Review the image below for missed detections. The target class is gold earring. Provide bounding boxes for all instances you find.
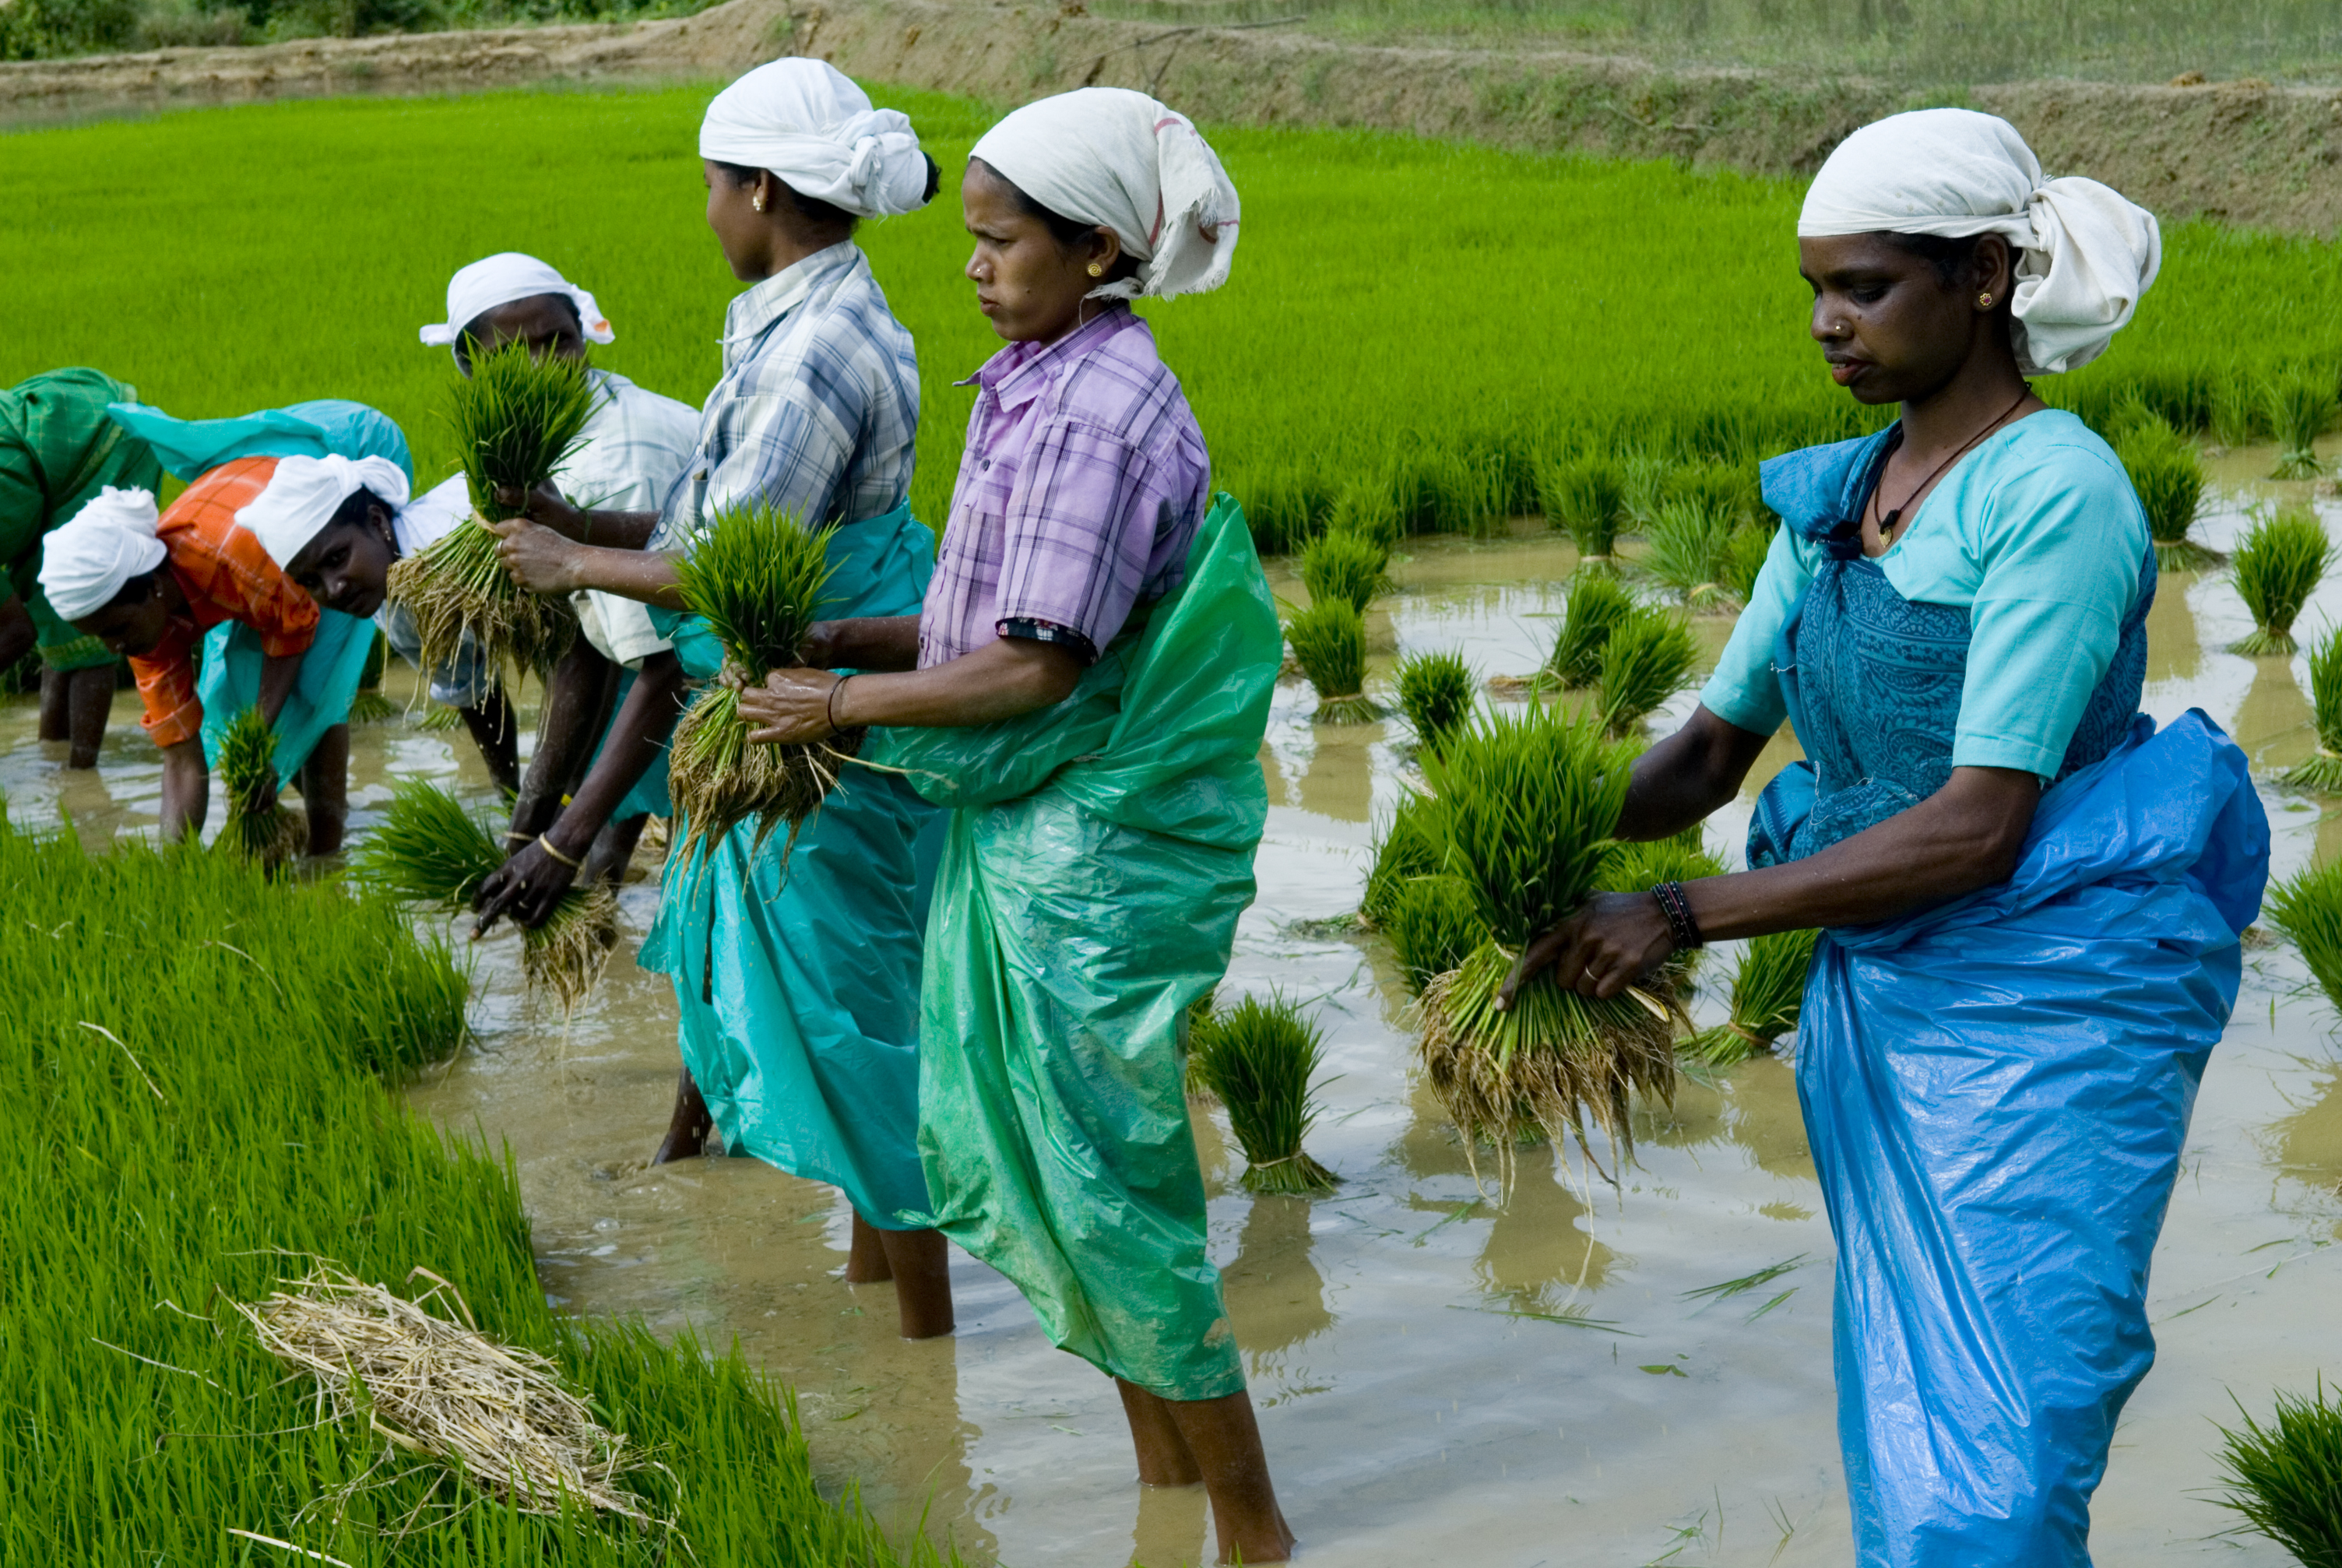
[754,194,766,213]
[1978,293,1992,308]
[1086,261,1104,278]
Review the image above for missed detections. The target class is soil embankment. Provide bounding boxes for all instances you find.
[7,0,2341,233]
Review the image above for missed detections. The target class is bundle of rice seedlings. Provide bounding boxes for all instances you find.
[2210,1377,2342,1567]
[1644,497,1742,610]
[385,341,597,680]
[1718,521,1774,604]
[2267,855,2342,1015]
[1683,927,1822,1067]
[1598,607,1700,739]
[2285,628,2342,793]
[1326,480,1401,551]
[1621,446,1673,527]
[667,502,850,858]
[234,1264,658,1525]
[213,707,305,873]
[1540,452,1628,572]
[1285,597,1380,722]
[350,778,617,1011]
[1299,527,1394,613]
[1360,789,1440,927]
[2230,505,2336,656]
[347,628,397,723]
[1184,992,1220,1104]
[1546,573,1635,689]
[1415,705,1676,1173]
[1386,874,1486,995]
[2116,417,2217,571]
[2266,368,2338,480]
[1434,448,1514,537]
[1190,993,1339,1195]
[418,701,466,730]
[1667,463,1756,528]
[1395,649,1476,755]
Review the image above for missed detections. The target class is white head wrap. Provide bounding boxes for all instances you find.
[419,253,614,350]
[970,88,1240,302]
[1799,108,2160,375]
[38,487,168,621]
[234,455,412,569]
[698,59,930,220]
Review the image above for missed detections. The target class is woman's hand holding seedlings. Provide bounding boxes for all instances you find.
[1500,891,1677,1007]
[472,832,582,936]
[485,514,589,596]
[737,668,842,745]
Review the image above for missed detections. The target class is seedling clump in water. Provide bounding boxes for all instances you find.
[1190,992,1340,1195]
[2229,505,2334,656]
[214,707,305,873]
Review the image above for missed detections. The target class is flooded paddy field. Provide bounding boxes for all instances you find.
[5,462,2338,1566]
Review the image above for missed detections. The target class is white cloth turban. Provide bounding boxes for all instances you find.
[699,59,930,220]
[38,487,168,621]
[1799,108,2161,375]
[971,88,1240,302]
[419,253,615,350]
[235,455,412,569]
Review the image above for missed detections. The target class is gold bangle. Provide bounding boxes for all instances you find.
[536,833,585,870]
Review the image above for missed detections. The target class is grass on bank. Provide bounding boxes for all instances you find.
[0,810,951,1566]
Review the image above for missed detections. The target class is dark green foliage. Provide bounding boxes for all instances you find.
[1386,874,1486,994]
[2231,505,2335,656]
[2213,1379,2342,1568]
[2270,856,2342,1018]
[1718,522,1774,604]
[1191,994,1339,1195]
[1395,649,1476,754]
[2266,368,2338,481]
[1247,470,1337,555]
[2287,628,2342,793]
[1326,480,1403,551]
[1547,572,1636,689]
[350,777,504,907]
[1360,791,1440,927]
[1300,527,1394,613]
[1598,607,1700,738]
[1684,927,1822,1067]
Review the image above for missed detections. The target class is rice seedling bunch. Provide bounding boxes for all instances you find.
[1540,452,1628,571]
[419,700,466,730]
[1190,993,1339,1195]
[1598,607,1701,738]
[348,628,398,723]
[1285,596,1379,722]
[350,779,617,1012]
[1184,992,1220,1103]
[2288,627,2342,793]
[2266,367,2338,480]
[449,339,600,525]
[1299,526,1394,613]
[1719,520,1774,604]
[385,512,577,684]
[1431,448,1514,537]
[1667,462,1756,527]
[1414,705,1676,1166]
[2211,1377,2342,1568]
[1326,480,1402,550]
[1644,497,1743,610]
[2230,505,2336,656]
[1546,572,1636,689]
[668,503,850,857]
[1684,926,1823,1067]
[1386,874,1486,994]
[2116,417,2217,571]
[1395,649,1476,755]
[213,706,306,872]
[1621,446,1674,527]
[2269,855,2342,1017]
[1360,790,1440,926]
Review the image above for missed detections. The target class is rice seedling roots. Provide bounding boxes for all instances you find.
[1314,692,1386,724]
[2230,627,2302,657]
[385,522,577,686]
[668,681,862,858]
[2281,752,2342,794]
[520,881,621,1015]
[2154,540,2224,574]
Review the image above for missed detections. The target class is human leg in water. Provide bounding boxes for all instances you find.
[846,1212,955,1339]
[652,1067,712,1163]
[1115,1380,1295,1564]
[39,665,114,769]
[583,812,649,891]
[298,723,350,856]
[459,686,520,796]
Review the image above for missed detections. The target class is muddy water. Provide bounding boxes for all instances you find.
[4,455,2339,1566]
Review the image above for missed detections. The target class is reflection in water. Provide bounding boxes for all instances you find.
[1720,1053,1819,1185]
[1130,1482,1209,1568]
[2233,653,2314,773]
[1293,715,1381,824]
[1468,1141,1616,1309]
[1222,1194,1335,1366]
[2144,564,2204,687]
[2272,1063,2342,1239]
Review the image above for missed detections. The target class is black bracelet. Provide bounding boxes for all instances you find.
[1650,881,1704,951]
[826,673,851,733]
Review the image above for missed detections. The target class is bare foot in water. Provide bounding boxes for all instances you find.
[651,1067,711,1163]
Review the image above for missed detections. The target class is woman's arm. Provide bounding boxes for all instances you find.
[494,481,663,550]
[255,651,303,729]
[485,516,684,610]
[508,637,616,844]
[156,738,208,841]
[803,616,921,673]
[1615,706,1778,840]
[736,638,1083,740]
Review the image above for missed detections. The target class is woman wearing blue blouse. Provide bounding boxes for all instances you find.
[1510,111,2270,1566]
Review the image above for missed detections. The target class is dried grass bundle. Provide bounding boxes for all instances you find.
[1684,926,1821,1067]
[1285,596,1380,722]
[1190,993,1339,1195]
[234,1265,659,1528]
[666,503,851,859]
[2231,505,2335,656]
[1394,649,1475,755]
[215,707,305,873]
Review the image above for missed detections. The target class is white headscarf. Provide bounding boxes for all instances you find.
[38,487,168,621]
[419,253,615,350]
[234,455,412,569]
[970,88,1240,302]
[698,59,930,220]
[1799,108,2160,375]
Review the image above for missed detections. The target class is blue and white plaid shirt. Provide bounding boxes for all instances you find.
[652,243,920,548]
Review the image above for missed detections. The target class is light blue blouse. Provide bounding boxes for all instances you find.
[1700,410,2150,781]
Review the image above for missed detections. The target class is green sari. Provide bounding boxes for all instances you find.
[0,370,162,672]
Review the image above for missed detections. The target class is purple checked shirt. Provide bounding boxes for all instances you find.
[918,305,1211,669]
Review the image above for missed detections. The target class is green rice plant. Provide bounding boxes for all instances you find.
[2287,627,2342,793]
[2230,505,2336,656]
[2266,368,2338,480]
[2211,1378,2342,1568]
[1299,526,1394,613]
[1602,828,1728,891]
[1385,873,1486,995]
[1325,479,1402,551]
[419,700,466,730]
[1184,991,1219,1104]
[1667,462,1757,528]
[1246,469,1335,554]
[2116,417,2217,571]
[2269,855,2342,1018]
[350,778,617,1012]
[1643,496,1743,610]
[1620,447,1675,528]
[1718,521,1774,604]
[1285,596,1380,723]
[1360,789,1440,927]
[1598,606,1701,739]
[1546,572,1636,690]
[349,628,398,723]
[1540,452,1628,571]
[1429,448,1516,537]
[668,502,849,857]
[1394,648,1476,755]
[1190,993,1339,1196]
[213,706,305,872]
[1684,927,1823,1067]
[1414,705,1676,1172]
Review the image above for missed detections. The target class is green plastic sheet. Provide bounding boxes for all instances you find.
[884,494,1279,1401]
